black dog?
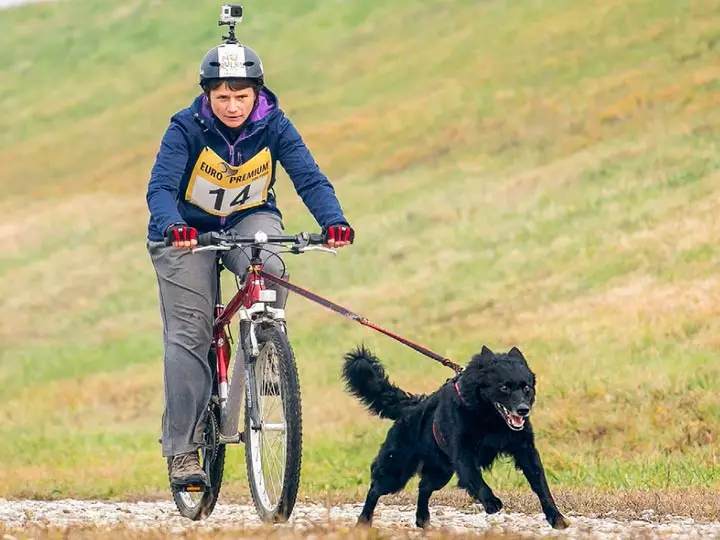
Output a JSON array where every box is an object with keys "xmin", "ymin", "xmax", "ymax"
[{"xmin": 342, "ymin": 344, "xmax": 569, "ymax": 530}]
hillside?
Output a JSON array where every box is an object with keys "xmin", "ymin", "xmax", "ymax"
[{"xmin": 0, "ymin": 0, "xmax": 718, "ymax": 501}]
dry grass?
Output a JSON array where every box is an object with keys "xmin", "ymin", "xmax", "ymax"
[{"xmin": 0, "ymin": 364, "xmax": 161, "ymax": 430}]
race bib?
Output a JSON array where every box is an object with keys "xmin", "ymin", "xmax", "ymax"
[{"xmin": 185, "ymin": 147, "xmax": 272, "ymax": 216}]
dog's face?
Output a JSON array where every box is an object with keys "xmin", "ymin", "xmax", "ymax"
[{"xmin": 468, "ymin": 346, "xmax": 536, "ymax": 431}]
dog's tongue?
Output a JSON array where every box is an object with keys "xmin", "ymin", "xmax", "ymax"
[{"xmin": 508, "ymin": 414, "xmax": 524, "ymax": 428}]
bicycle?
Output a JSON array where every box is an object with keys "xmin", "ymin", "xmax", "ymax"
[{"xmin": 165, "ymin": 229, "xmax": 334, "ymax": 522}]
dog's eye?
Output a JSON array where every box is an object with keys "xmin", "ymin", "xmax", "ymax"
[
  {"xmin": 499, "ymin": 384, "xmax": 510, "ymax": 393},
  {"xmin": 523, "ymin": 385, "xmax": 531, "ymax": 393}
]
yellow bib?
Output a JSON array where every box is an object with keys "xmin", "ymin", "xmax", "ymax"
[{"xmin": 185, "ymin": 147, "xmax": 272, "ymax": 217}]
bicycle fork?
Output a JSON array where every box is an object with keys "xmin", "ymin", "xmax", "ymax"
[
  {"xmin": 217, "ymin": 318, "xmax": 251, "ymax": 443},
  {"xmin": 218, "ymin": 311, "xmax": 274, "ymax": 442}
]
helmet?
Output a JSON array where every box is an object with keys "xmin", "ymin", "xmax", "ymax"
[{"xmin": 199, "ymin": 43, "xmax": 264, "ymax": 88}]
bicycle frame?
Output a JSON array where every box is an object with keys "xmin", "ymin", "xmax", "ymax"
[{"xmin": 209, "ymin": 244, "xmax": 282, "ymax": 443}]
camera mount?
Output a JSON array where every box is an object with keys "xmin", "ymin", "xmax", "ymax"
[{"xmin": 218, "ymin": 4, "xmax": 243, "ymax": 45}]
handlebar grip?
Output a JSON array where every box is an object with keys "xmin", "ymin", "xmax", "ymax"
[
  {"xmin": 308, "ymin": 233, "xmax": 324, "ymax": 245},
  {"xmin": 197, "ymin": 232, "xmax": 217, "ymax": 246},
  {"xmin": 163, "ymin": 236, "xmax": 173, "ymax": 247}
]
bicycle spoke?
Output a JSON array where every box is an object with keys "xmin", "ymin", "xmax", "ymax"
[
  {"xmin": 264, "ymin": 374, "xmax": 284, "ymax": 488},
  {"xmin": 266, "ymin": 435, "xmax": 284, "ymax": 494},
  {"xmin": 261, "ymin": 392, "xmax": 282, "ymax": 485},
  {"xmin": 264, "ymin": 435, "xmax": 282, "ymax": 469},
  {"xmin": 266, "ymin": 455, "xmax": 279, "ymax": 500},
  {"xmin": 260, "ymin": 436, "xmax": 278, "ymax": 498}
]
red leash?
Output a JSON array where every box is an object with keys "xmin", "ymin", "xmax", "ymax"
[{"xmin": 261, "ymin": 271, "xmax": 464, "ymax": 374}]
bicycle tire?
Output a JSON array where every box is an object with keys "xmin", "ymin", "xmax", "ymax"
[
  {"xmin": 169, "ymin": 403, "xmax": 226, "ymax": 520},
  {"xmin": 244, "ymin": 323, "xmax": 302, "ymax": 523}
]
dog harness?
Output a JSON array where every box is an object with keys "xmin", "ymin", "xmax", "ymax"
[
  {"xmin": 432, "ymin": 378, "xmax": 470, "ymax": 448},
  {"xmin": 453, "ymin": 380, "xmax": 470, "ymax": 407}
]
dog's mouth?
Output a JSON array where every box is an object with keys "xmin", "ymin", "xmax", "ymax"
[{"xmin": 494, "ymin": 403, "xmax": 526, "ymax": 431}]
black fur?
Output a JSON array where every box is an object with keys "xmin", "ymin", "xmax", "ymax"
[
  {"xmin": 342, "ymin": 344, "xmax": 569, "ymax": 530},
  {"xmin": 342, "ymin": 345, "xmax": 425, "ymax": 419}
]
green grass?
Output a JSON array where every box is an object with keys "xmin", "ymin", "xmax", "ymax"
[{"xmin": 1, "ymin": 0, "xmax": 719, "ymax": 504}]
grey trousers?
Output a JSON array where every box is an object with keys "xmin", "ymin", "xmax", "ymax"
[{"xmin": 148, "ymin": 212, "xmax": 288, "ymax": 457}]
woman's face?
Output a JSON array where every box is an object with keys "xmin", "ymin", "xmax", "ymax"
[{"xmin": 209, "ymin": 82, "xmax": 256, "ymax": 128}]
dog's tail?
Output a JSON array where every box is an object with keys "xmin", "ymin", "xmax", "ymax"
[{"xmin": 342, "ymin": 345, "xmax": 423, "ymax": 420}]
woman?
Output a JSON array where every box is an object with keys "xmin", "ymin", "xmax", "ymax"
[{"xmin": 146, "ymin": 39, "xmax": 354, "ymax": 487}]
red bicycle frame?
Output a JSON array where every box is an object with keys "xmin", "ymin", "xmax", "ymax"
[{"xmin": 211, "ymin": 254, "xmax": 273, "ymax": 401}]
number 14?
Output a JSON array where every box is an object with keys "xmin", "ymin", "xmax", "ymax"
[{"xmin": 208, "ymin": 185, "xmax": 251, "ymax": 211}]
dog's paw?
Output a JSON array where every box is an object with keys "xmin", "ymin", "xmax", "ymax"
[
  {"xmin": 356, "ymin": 514, "xmax": 373, "ymax": 528},
  {"xmin": 479, "ymin": 495, "xmax": 503, "ymax": 514},
  {"xmin": 549, "ymin": 514, "xmax": 570, "ymax": 530}
]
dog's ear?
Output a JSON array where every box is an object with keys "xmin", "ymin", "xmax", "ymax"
[
  {"xmin": 480, "ymin": 345, "xmax": 494, "ymax": 358},
  {"xmin": 508, "ymin": 346, "xmax": 525, "ymax": 360}
]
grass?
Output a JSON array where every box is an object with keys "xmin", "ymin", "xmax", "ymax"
[{"xmin": 0, "ymin": 0, "xmax": 719, "ymax": 515}]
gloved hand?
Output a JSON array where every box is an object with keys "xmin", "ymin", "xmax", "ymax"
[
  {"xmin": 165, "ymin": 223, "xmax": 198, "ymax": 249},
  {"xmin": 322, "ymin": 223, "xmax": 354, "ymax": 248}
]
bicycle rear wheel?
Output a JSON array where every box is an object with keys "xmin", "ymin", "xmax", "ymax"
[
  {"xmin": 170, "ymin": 403, "xmax": 226, "ymax": 520},
  {"xmin": 244, "ymin": 323, "xmax": 302, "ymax": 523}
]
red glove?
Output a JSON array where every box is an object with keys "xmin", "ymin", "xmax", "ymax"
[
  {"xmin": 323, "ymin": 224, "xmax": 354, "ymax": 247},
  {"xmin": 165, "ymin": 224, "xmax": 198, "ymax": 248}
]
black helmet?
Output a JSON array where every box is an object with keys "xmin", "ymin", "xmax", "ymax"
[{"xmin": 199, "ymin": 43, "xmax": 264, "ymax": 89}]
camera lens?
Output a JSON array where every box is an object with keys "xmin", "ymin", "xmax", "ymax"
[{"xmin": 231, "ymin": 6, "xmax": 243, "ymax": 17}]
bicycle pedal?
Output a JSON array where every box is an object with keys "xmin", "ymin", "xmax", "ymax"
[{"xmin": 182, "ymin": 484, "xmax": 209, "ymax": 493}]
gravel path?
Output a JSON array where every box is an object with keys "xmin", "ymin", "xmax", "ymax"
[{"xmin": 2, "ymin": 499, "xmax": 720, "ymax": 539}]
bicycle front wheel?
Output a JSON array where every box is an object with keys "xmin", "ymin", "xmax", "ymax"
[{"xmin": 244, "ymin": 324, "xmax": 302, "ymax": 523}]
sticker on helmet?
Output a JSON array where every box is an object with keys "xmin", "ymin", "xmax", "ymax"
[{"xmin": 218, "ymin": 45, "xmax": 248, "ymax": 78}]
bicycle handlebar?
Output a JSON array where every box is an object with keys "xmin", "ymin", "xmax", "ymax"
[
  {"xmin": 197, "ymin": 230, "xmax": 324, "ymax": 247},
  {"xmin": 163, "ymin": 230, "xmax": 329, "ymax": 253}
]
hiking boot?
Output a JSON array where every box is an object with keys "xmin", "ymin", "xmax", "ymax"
[{"xmin": 169, "ymin": 451, "xmax": 208, "ymax": 488}]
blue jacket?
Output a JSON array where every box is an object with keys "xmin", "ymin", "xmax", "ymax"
[{"xmin": 145, "ymin": 87, "xmax": 348, "ymax": 241}]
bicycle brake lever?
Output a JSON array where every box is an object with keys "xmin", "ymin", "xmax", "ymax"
[
  {"xmin": 300, "ymin": 246, "xmax": 337, "ymax": 255},
  {"xmin": 191, "ymin": 245, "xmax": 231, "ymax": 253}
]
